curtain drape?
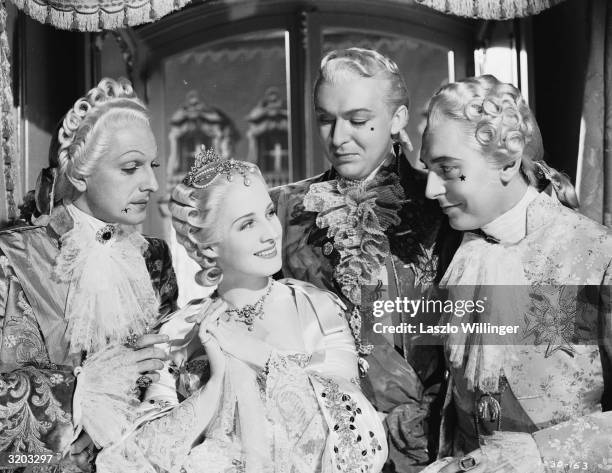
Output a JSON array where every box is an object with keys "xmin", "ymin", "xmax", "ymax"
[
  {"xmin": 415, "ymin": 0, "xmax": 566, "ymax": 19},
  {"xmin": 577, "ymin": 0, "xmax": 612, "ymax": 228},
  {"xmin": 9, "ymin": 0, "xmax": 192, "ymax": 32},
  {"xmin": 0, "ymin": 0, "xmax": 17, "ymax": 225}
]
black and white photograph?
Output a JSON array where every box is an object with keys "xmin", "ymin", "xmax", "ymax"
[{"xmin": 0, "ymin": 0, "xmax": 610, "ymax": 471}]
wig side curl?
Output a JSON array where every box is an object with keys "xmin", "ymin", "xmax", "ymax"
[
  {"xmin": 53, "ymin": 77, "xmax": 150, "ymax": 202},
  {"xmin": 423, "ymin": 75, "xmax": 578, "ymax": 208}
]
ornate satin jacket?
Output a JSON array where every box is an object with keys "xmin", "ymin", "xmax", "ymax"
[
  {"xmin": 437, "ymin": 192, "xmax": 612, "ymax": 471},
  {"xmin": 0, "ymin": 205, "xmax": 178, "ymax": 470},
  {"xmin": 270, "ymin": 157, "xmax": 460, "ymax": 470}
]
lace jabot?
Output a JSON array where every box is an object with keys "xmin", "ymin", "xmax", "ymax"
[
  {"xmin": 53, "ymin": 204, "xmax": 159, "ymax": 353},
  {"xmin": 440, "ymin": 188, "xmax": 540, "ymax": 392},
  {"xmin": 303, "ymin": 169, "xmax": 405, "ymax": 306}
]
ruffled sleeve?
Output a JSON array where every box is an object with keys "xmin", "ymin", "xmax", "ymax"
[{"xmin": 72, "ymin": 237, "xmax": 180, "ymax": 449}]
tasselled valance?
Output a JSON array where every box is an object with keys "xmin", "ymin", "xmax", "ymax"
[
  {"xmin": 10, "ymin": 0, "xmax": 192, "ymax": 31},
  {"xmin": 10, "ymin": 0, "xmax": 570, "ymax": 32},
  {"xmin": 415, "ymin": 0, "xmax": 567, "ymax": 19}
]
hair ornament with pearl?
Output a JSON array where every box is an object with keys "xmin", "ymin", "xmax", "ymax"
[{"xmin": 183, "ymin": 146, "xmax": 258, "ymax": 189}]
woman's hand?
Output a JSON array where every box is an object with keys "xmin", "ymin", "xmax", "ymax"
[
  {"xmin": 207, "ymin": 322, "xmax": 273, "ymax": 369},
  {"xmin": 202, "ymin": 335, "xmax": 225, "ymax": 379},
  {"xmin": 183, "ymin": 297, "xmax": 273, "ymax": 369},
  {"xmin": 185, "ymin": 298, "xmax": 228, "ymax": 343},
  {"xmin": 184, "ymin": 298, "xmax": 228, "ymax": 378}
]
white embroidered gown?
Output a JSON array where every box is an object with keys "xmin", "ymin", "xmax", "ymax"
[{"xmin": 97, "ymin": 280, "xmax": 388, "ymax": 473}]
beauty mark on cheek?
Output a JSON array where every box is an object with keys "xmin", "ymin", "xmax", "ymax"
[
  {"xmin": 122, "ymin": 208, "xmax": 129, "ymax": 213},
  {"xmin": 370, "ymin": 127, "xmax": 374, "ymax": 131}
]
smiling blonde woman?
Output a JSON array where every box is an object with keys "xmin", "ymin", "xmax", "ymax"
[{"xmin": 96, "ymin": 148, "xmax": 388, "ymax": 473}]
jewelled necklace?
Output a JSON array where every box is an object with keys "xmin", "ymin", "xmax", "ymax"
[{"xmin": 223, "ymin": 278, "xmax": 274, "ymax": 331}]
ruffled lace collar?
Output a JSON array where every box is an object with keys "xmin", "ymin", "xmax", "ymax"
[
  {"xmin": 303, "ymin": 166, "xmax": 405, "ymax": 306},
  {"xmin": 441, "ymin": 187, "xmax": 553, "ymax": 392},
  {"xmin": 52, "ymin": 204, "xmax": 159, "ymax": 353}
]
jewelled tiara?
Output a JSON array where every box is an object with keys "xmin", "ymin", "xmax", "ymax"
[{"xmin": 183, "ymin": 146, "xmax": 257, "ymax": 189}]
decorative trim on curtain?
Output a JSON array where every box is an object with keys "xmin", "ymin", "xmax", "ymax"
[
  {"xmin": 9, "ymin": 0, "xmax": 192, "ymax": 32},
  {"xmin": 577, "ymin": 0, "xmax": 612, "ymax": 228},
  {"xmin": 0, "ymin": 1, "xmax": 17, "ymax": 224},
  {"xmin": 414, "ymin": 0, "xmax": 567, "ymax": 19}
]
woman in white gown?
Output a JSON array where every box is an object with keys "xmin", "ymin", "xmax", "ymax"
[{"xmin": 97, "ymin": 148, "xmax": 388, "ymax": 473}]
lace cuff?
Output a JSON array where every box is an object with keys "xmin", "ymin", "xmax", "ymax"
[
  {"xmin": 143, "ymin": 359, "xmax": 179, "ymax": 406},
  {"xmin": 73, "ymin": 345, "xmax": 140, "ymax": 447}
]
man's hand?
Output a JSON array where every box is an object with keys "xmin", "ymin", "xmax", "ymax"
[{"xmin": 127, "ymin": 333, "xmax": 170, "ymax": 383}]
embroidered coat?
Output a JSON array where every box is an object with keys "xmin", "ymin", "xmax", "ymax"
[
  {"xmin": 270, "ymin": 157, "xmax": 460, "ymax": 470},
  {"xmin": 437, "ymin": 192, "xmax": 612, "ymax": 470},
  {"xmin": 97, "ymin": 279, "xmax": 388, "ymax": 473},
  {"xmin": 0, "ymin": 205, "xmax": 178, "ymax": 471}
]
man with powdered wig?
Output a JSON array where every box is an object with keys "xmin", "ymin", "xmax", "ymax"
[{"xmin": 270, "ymin": 48, "xmax": 458, "ymax": 472}]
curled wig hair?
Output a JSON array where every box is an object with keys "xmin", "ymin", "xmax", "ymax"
[
  {"xmin": 314, "ymin": 47, "xmax": 410, "ymax": 112},
  {"xmin": 169, "ymin": 162, "xmax": 266, "ymax": 287},
  {"xmin": 423, "ymin": 75, "xmax": 578, "ymax": 208},
  {"xmin": 53, "ymin": 77, "xmax": 150, "ymax": 202}
]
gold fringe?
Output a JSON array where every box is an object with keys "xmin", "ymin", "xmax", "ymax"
[
  {"xmin": 97, "ymin": 10, "xmax": 123, "ymax": 30},
  {"xmin": 47, "ymin": 7, "xmax": 74, "ymax": 30},
  {"xmin": 12, "ymin": 0, "xmax": 192, "ymax": 31},
  {"xmin": 416, "ymin": 0, "xmax": 565, "ymax": 19},
  {"xmin": 124, "ymin": 3, "xmax": 151, "ymax": 27},
  {"xmin": 150, "ymin": 0, "xmax": 173, "ymax": 19},
  {"xmin": 14, "ymin": 0, "xmax": 48, "ymax": 24},
  {"xmin": 79, "ymin": 10, "xmax": 102, "ymax": 31}
]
